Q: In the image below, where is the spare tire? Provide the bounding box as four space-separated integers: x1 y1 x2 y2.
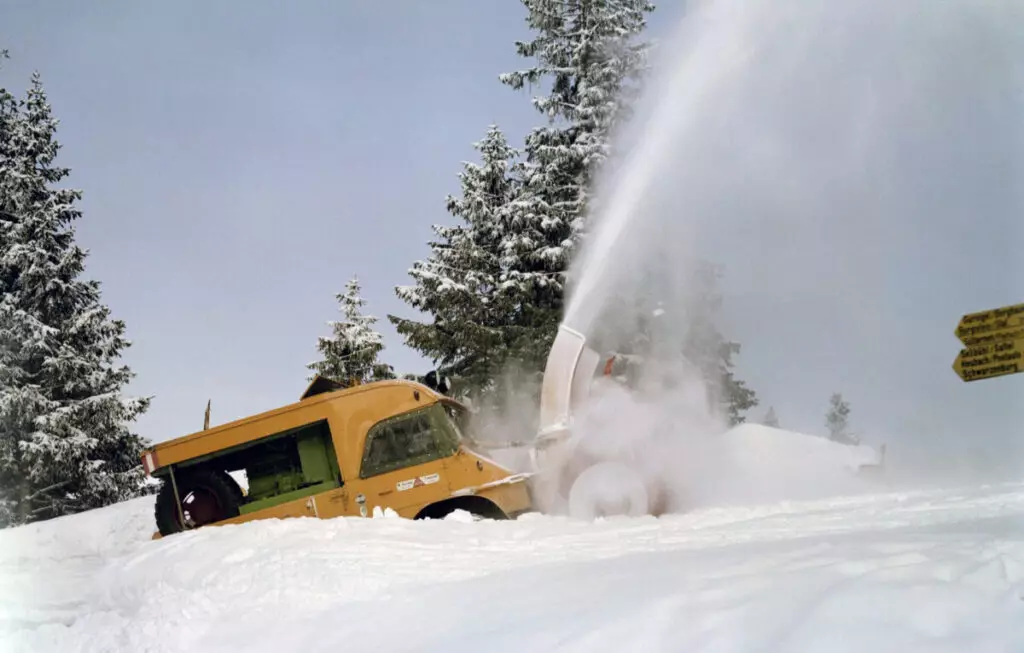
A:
155 468 242 536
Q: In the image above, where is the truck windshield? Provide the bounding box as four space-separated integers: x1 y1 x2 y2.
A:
425 403 466 455
437 401 480 449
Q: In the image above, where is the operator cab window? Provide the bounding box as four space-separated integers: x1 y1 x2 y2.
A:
360 407 443 478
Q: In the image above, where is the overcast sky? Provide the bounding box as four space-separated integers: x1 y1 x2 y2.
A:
2 1 1021 479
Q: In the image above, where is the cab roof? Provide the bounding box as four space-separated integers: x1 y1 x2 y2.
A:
144 376 441 458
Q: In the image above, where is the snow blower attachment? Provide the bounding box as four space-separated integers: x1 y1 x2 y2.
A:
530 323 660 519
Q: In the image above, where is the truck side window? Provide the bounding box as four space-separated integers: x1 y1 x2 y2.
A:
360 407 443 478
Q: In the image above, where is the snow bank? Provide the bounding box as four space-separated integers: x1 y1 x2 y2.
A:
724 423 879 471
0 495 156 637
1 479 1023 652
679 423 882 507
0 426 1017 653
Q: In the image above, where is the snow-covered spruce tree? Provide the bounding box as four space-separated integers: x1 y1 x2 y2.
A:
762 406 779 428
0 71 151 527
389 126 523 407
825 393 856 444
308 276 394 385
586 255 758 425
681 261 758 426
497 0 656 369
0 51 13 173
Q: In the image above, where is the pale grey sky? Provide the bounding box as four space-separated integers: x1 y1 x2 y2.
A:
2 1 1021 479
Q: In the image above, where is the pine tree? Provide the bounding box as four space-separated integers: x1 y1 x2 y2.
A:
0 51 16 206
762 406 779 428
681 261 758 426
825 393 854 444
389 126 524 406
496 0 656 369
581 255 758 426
0 71 151 526
309 276 394 385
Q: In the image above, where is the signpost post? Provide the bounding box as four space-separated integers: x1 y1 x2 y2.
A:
952 302 1024 383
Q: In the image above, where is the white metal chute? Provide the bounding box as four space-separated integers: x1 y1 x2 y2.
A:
536 324 601 446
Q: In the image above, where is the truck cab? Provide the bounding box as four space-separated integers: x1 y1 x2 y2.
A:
141 376 533 537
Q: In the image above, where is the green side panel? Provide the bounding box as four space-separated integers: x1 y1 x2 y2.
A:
238 480 336 515
247 470 306 501
246 474 277 500
325 431 342 482
297 429 332 484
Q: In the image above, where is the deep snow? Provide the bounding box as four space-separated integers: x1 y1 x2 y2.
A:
1 427 1022 652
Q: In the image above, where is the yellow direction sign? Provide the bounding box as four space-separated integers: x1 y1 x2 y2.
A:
954 302 1024 347
952 337 1024 383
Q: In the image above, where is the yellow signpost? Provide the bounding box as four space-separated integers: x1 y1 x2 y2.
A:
953 337 1024 382
953 302 1024 382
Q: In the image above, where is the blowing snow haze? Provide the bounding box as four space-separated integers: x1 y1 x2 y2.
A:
565 0 1024 481
1 0 1021 482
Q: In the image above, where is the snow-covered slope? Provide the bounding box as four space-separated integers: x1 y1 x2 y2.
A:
1 428 1021 652
721 423 880 473
676 422 883 506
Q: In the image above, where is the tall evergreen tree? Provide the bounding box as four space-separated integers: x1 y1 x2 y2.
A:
390 126 525 407
309 276 394 385
680 261 758 426
497 0 656 369
0 52 14 186
0 71 151 526
587 258 759 426
762 406 779 428
825 393 855 444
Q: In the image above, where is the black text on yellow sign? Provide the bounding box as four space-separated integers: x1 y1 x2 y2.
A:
952 337 1024 382
954 302 1024 347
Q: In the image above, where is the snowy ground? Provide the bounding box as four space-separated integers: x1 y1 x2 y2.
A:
1 429 1022 652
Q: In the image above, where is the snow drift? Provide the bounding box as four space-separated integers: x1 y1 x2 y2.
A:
2 423 992 653
2 475 1022 652
677 422 881 506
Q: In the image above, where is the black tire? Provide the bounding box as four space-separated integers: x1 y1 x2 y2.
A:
155 468 243 536
214 469 245 505
414 496 508 521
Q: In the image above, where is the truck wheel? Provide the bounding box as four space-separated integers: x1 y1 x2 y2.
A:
415 497 507 521
155 468 242 536
215 469 245 505
567 461 649 521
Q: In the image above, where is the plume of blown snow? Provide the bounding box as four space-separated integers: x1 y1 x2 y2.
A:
531 365 878 519
546 0 1024 512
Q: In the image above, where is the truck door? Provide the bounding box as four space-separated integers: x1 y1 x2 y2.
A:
355 405 456 516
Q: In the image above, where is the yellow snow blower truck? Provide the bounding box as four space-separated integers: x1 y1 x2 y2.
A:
141 323 666 537
140 374 533 537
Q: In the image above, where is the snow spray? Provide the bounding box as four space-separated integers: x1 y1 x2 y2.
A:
546 0 1024 517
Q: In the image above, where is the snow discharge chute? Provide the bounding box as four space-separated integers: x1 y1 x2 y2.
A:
537 324 602 446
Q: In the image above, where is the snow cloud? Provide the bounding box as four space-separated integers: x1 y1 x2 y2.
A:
561 0 1024 484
